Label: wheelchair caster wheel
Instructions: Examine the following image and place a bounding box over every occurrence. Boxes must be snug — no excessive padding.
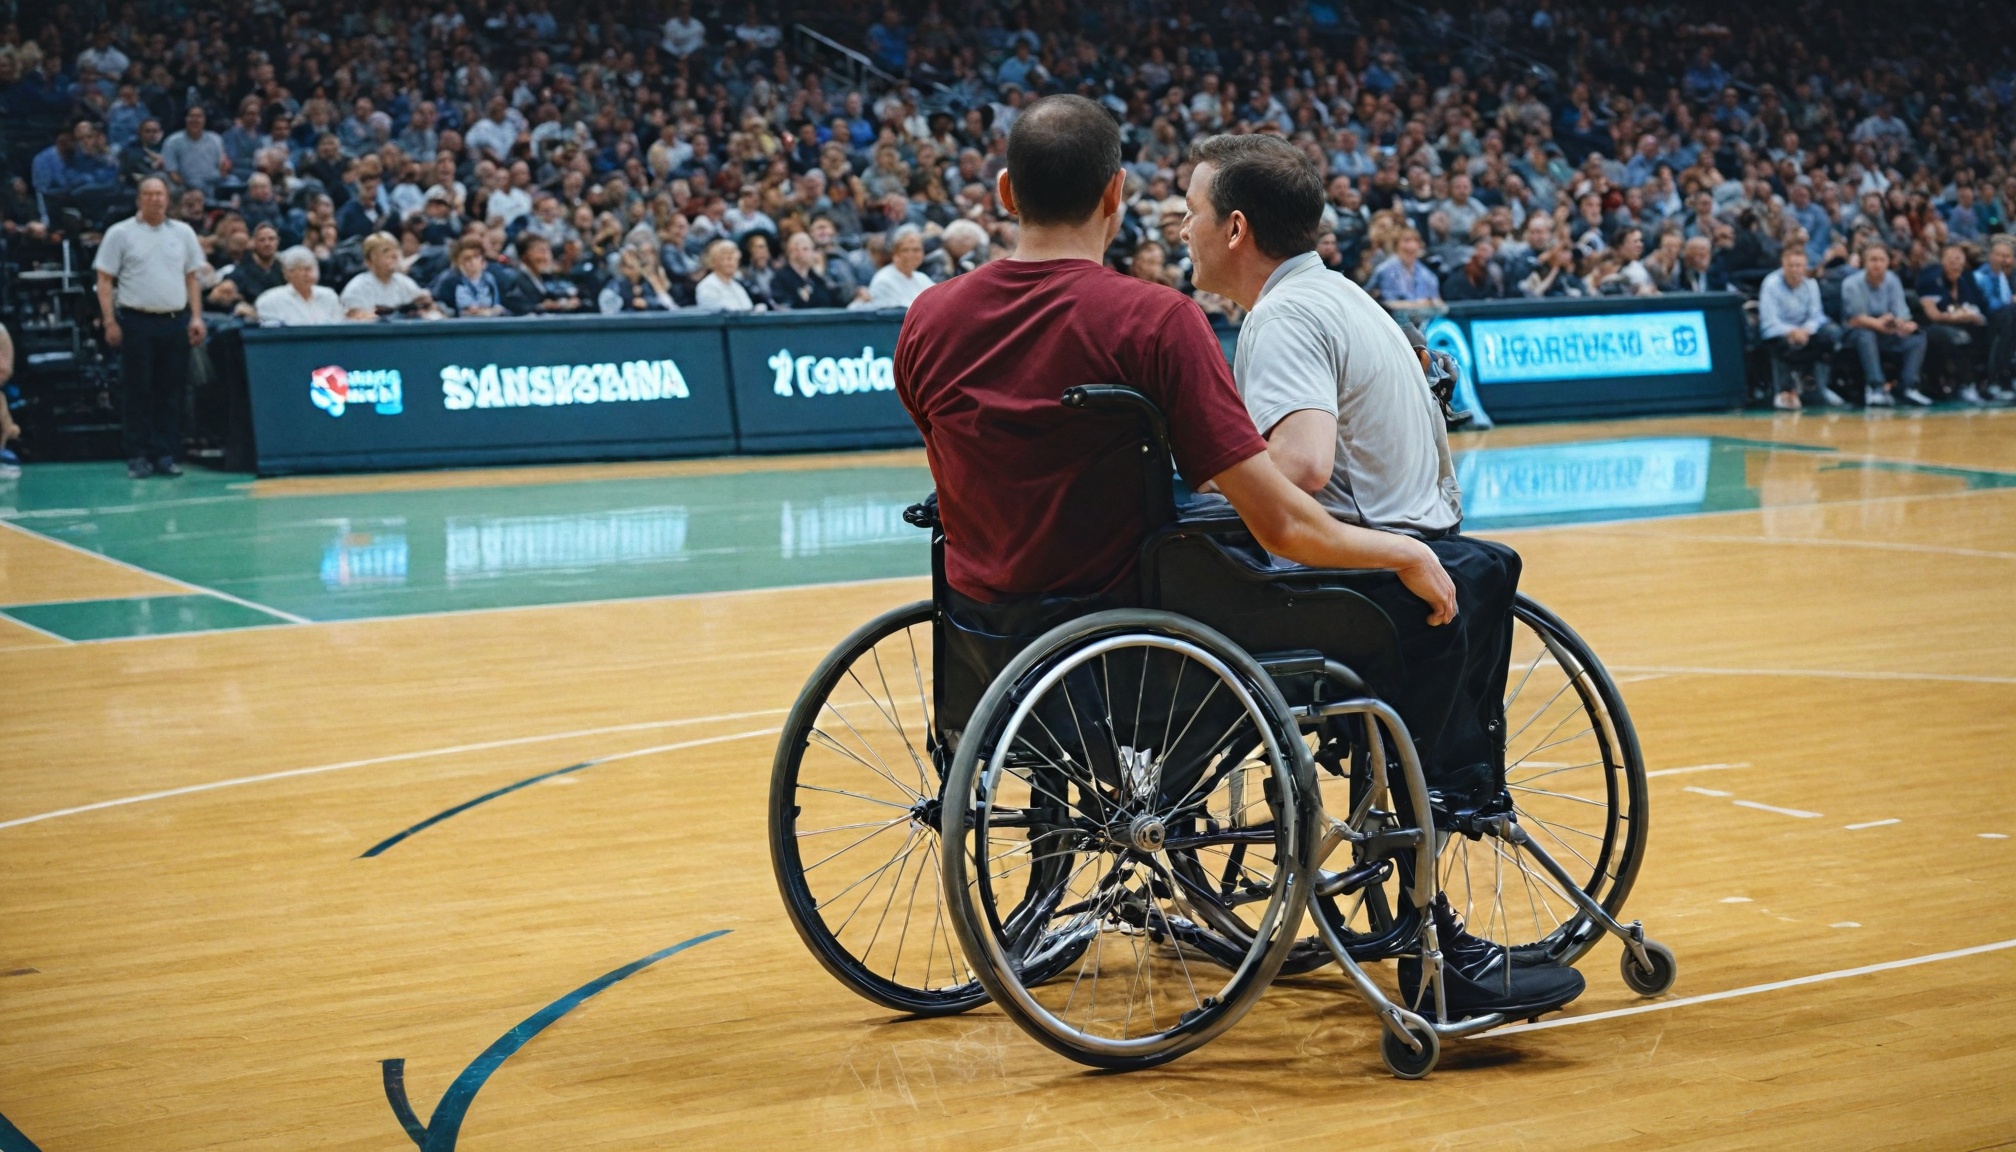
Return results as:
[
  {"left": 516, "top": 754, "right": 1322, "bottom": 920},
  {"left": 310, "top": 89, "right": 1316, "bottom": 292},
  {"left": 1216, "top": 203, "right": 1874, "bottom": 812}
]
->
[
  {"left": 1379, "top": 1018, "right": 1440, "bottom": 1080},
  {"left": 1620, "top": 940, "right": 1677, "bottom": 997}
]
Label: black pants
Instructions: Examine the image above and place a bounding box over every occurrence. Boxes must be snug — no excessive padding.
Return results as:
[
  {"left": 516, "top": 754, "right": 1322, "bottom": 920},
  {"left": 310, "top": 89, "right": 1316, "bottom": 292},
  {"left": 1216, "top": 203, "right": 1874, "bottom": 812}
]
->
[
  {"left": 1927, "top": 324, "right": 1981, "bottom": 393},
  {"left": 116, "top": 308, "right": 190, "bottom": 460},
  {"left": 1352, "top": 535, "right": 1522, "bottom": 811},
  {"left": 1765, "top": 324, "right": 1842, "bottom": 393},
  {"left": 1987, "top": 304, "right": 2016, "bottom": 387}
]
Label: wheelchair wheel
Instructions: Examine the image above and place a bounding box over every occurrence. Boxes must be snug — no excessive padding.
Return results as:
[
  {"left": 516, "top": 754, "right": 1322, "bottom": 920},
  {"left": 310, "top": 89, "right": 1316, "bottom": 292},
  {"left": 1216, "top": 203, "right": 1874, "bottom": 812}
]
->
[
  {"left": 940, "top": 610, "right": 1317, "bottom": 1071},
  {"left": 769, "top": 601, "right": 988, "bottom": 1016},
  {"left": 1438, "top": 596, "right": 1649, "bottom": 966}
]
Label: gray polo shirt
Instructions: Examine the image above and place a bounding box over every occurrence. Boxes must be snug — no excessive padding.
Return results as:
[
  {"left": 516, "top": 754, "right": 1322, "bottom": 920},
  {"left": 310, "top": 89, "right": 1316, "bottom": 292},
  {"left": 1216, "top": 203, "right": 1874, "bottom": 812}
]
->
[
  {"left": 1840, "top": 268, "right": 1909, "bottom": 323},
  {"left": 1233, "top": 251, "right": 1462, "bottom": 533},
  {"left": 93, "top": 216, "right": 206, "bottom": 313}
]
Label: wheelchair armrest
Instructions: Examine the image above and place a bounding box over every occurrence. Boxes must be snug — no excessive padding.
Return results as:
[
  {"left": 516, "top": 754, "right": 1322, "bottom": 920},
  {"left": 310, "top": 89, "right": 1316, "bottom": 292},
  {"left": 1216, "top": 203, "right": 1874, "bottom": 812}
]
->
[{"left": 1157, "top": 517, "right": 1398, "bottom": 585}]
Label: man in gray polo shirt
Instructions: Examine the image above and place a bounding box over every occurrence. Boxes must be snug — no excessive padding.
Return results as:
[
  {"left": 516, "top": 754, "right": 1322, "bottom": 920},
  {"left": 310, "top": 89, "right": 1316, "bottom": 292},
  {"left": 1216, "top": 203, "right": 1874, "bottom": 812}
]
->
[
  {"left": 1183, "top": 133, "right": 1580, "bottom": 1023},
  {"left": 1842, "top": 243, "right": 1930, "bottom": 407},
  {"left": 94, "top": 176, "right": 207, "bottom": 478}
]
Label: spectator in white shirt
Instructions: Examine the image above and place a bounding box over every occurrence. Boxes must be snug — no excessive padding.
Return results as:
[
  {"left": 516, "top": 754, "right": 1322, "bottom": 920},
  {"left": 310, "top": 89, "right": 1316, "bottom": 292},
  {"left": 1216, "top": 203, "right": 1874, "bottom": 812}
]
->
[
  {"left": 465, "top": 98, "right": 519, "bottom": 163},
  {"left": 340, "top": 233, "right": 436, "bottom": 319},
  {"left": 694, "top": 238, "right": 756, "bottom": 311},
  {"left": 487, "top": 160, "right": 534, "bottom": 225},
  {"left": 661, "top": 1, "right": 706, "bottom": 58},
  {"left": 867, "top": 228, "right": 934, "bottom": 308},
  {"left": 256, "top": 246, "right": 347, "bottom": 325}
]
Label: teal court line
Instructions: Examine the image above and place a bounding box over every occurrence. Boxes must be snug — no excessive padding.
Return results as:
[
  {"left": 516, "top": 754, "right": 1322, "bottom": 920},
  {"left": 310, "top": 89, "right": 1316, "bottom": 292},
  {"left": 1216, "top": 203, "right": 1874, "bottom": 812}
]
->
[
  {"left": 380, "top": 931, "right": 731, "bottom": 1152},
  {"left": 0, "top": 1109, "right": 43, "bottom": 1152}
]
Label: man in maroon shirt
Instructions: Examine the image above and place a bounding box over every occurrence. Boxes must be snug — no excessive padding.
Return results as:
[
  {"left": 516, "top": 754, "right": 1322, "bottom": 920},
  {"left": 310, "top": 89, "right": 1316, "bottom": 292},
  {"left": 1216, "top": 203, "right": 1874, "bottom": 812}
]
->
[{"left": 895, "top": 95, "right": 1454, "bottom": 621}]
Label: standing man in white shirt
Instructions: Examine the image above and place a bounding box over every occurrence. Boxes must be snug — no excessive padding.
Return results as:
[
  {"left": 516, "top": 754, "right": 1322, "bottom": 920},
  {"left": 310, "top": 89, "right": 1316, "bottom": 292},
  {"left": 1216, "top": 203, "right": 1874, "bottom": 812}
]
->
[
  {"left": 1180, "top": 132, "right": 1584, "bottom": 1024},
  {"left": 868, "top": 228, "right": 935, "bottom": 308},
  {"left": 94, "top": 176, "right": 207, "bottom": 478}
]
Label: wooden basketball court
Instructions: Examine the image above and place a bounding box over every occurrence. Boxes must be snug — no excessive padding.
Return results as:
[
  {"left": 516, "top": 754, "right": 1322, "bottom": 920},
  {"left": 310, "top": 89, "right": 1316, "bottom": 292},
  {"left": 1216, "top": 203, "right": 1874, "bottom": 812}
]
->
[{"left": 2, "top": 409, "right": 2012, "bottom": 1149}]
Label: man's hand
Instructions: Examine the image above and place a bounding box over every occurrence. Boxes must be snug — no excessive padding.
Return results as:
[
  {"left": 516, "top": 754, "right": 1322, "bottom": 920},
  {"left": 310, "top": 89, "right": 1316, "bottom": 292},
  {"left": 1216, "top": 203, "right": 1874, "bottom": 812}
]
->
[
  {"left": 187, "top": 314, "right": 206, "bottom": 345},
  {"left": 104, "top": 316, "right": 123, "bottom": 347},
  {"left": 1787, "top": 328, "right": 1810, "bottom": 347},
  {"left": 1897, "top": 318, "right": 1917, "bottom": 336},
  {"left": 1395, "top": 541, "right": 1457, "bottom": 626}
]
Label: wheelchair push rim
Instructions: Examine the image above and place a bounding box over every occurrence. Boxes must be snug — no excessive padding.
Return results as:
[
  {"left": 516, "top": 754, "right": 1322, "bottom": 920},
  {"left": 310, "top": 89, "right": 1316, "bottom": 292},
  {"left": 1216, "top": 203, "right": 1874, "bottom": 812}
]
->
[
  {"left": 768, "top": 600, "right": 988, "bottom": 1016},
  {"left": 942, "top": 610, "right": 1316, "bottom": 1069}
]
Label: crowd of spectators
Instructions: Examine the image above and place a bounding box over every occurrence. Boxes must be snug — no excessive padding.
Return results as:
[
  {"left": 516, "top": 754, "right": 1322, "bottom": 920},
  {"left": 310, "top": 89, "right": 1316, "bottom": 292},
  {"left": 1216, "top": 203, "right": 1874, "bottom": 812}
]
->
[{"left": 1, "top": 0, "right": 2014, "bottom": 400}]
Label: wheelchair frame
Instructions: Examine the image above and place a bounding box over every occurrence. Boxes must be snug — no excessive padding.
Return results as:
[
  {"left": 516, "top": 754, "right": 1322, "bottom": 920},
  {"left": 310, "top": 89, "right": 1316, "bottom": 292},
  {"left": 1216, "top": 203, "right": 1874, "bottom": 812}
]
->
[{"left": 769, "top": 384, "right": 1674, "bottom": 1078}]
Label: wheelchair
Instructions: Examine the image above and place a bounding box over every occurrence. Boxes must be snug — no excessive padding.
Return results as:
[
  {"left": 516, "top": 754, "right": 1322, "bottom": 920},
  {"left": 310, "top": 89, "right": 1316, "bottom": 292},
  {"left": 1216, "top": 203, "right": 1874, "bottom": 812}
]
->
[{"left": 769, "top": 385, "right": 1675, "bottom": 1078}]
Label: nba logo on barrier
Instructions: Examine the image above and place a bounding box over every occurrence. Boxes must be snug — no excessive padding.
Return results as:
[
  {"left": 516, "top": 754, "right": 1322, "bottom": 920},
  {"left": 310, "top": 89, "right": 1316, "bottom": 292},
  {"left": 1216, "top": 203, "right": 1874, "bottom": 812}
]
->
[{"left": 311, "top": 365, "right": 351, "bottom": 417}]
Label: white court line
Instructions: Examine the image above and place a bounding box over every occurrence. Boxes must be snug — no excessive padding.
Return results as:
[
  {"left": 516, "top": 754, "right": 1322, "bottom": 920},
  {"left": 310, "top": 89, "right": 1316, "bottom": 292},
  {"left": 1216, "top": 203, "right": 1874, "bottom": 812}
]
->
[
  {"left": 1586, "top": 531, "right": 2016, "bottom": 562},
  {"left": 0, "top": 518, "right": 311, "bottom": 625},
  {"left": 1846, "top": 818, "right": 1902, "bottom": 830},
  {"left": 1488, "top": 937, "right": 2016, "bottom": 1037},
  {"left": 1682, "top": 786, "right": 1732, "bottom": 798},
  {"left": 1646, "top": 762, "right": 1750, "bottom": 778},
  {"left": 0, "top": 707, "right": 792, "bottom": 832},
  {"left": 1608, "top": 664, "right": 2016, "bottom": 686},
  {"left": 1733, "top": 799, "right": 1822, "bottom": 819}
]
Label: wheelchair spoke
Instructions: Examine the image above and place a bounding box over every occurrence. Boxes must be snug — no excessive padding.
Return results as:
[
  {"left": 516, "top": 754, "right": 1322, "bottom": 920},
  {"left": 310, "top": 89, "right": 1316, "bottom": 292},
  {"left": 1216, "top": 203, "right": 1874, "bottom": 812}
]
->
[
  {"left": 809, "top": 718, "right": 920, "bottom": 802},
  {"left": 1509, "top": 783, "right": 1608, "bottom": 808},
  {"left": 804, "top": 817, "right": 909, "bottom": 876},
  {"left": 864, "top": 648, "right": 931, "bottom": 794},
  {"left": 824, "top": 829, "right": 924, "bottom": 925},
  {"left": 1503, "top": 646, "right": 1549, "bottom": 714},
  {"left": 797, "top": 817, "right": 912, "bottom": 837},
  {"left": 841, "top": 665, "right": 928, "bottom": 790},
  {"left": 1507, "top": 758, "right": 1603, "bottom": 784},
  {"left": 795, "top": 783, "right": 914, "bottom": 810},
  {"left": 1523, "top": 723, "right": 1598, "bottom": 760},
  {"left": 1505, "top": 674, "right": 1579, "bottom": 747}
]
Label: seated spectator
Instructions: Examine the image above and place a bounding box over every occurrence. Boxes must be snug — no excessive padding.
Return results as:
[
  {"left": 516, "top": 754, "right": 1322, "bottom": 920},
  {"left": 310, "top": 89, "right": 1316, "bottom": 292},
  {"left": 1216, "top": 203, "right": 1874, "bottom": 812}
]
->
[
  {"left": 1669, "top": 236, "right": 1731, "bottom": 293},
  {"left": 695, "top": 237, "right": 756, "bottom": 311},
  {"left": 922, "top": 219, "right": 988, "bottom": 281},
  {"left": 118, "top": 118, "right": 167, "bottom": 190},
  {"left": 1759, "top": 247, "right": 1845, "bottom": 410},
  {"left": 1518, "top": 239, "right": 1590, "bottom": 298},
  {"left": 1975, "top": 237, "right": 2016, "bottom": 400},
  {"left": 1366, "top": 228, "right": 1443, "bottom": 321},
  {"left": 1842, "top": 243, "right": 1930, "bottom": 407},
  {"left": 341, "top": 232, "right": 436, "bottom": 320},
  {"left": 162, "top": 106, "right": 229, "bottom": 199},
  {"left": 1609, "top": 228, "right": 1660, "bottom": 296},
  {"left": 225, "top": 223, "right": 288, "bottom": 310},
  {"left": 1128, "top": 240, "right": 1175, "bottom": 287},
  {"left": 432, "top": 238, "right": 510, "bottom": 317},
  {"left": 771, "top": 231, "right": 847, "bottom": 309},
  {"left": 599, "top": 245, "right": 681, "bottom": 313},
  {"left": 740, "top": 233, "right": 779, "bottom": 308},
  {"left": 868, "top": 228, "right": 935, "bottom": 309},
  {"left": 337, "top": 167, "right": 394, "bottom": 240},
  {"left": 255, "top": 246, "right": 346, "bottom": 326},
  {"left": 505, "top": 234, "right": 585, "bottom": 315},
  {"left": 1440, "top": 239, "right": 1505, "bottom": 301},
  {"left": 1912, "top": 242, "right": 1989, "bottom": 403}
]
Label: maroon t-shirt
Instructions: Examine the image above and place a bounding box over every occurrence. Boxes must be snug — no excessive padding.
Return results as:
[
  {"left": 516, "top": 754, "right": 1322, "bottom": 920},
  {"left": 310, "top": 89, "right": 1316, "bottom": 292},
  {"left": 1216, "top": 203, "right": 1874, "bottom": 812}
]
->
[{"left": 895, "top": 258, "right": 1266, "bottom": 602}]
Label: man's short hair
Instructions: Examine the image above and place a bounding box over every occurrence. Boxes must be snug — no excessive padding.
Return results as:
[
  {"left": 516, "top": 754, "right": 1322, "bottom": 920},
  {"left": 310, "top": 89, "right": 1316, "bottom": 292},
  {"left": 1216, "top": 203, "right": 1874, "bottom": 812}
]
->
[
  {"left": 1004, "top": 94, "right": 1120, "bottom": 227},
  {"left": 451, "top": 237, "right": 487, "bottom": 263},
  {"left": 1188, "top": 134, "right": 1323, "bottom": 259}
]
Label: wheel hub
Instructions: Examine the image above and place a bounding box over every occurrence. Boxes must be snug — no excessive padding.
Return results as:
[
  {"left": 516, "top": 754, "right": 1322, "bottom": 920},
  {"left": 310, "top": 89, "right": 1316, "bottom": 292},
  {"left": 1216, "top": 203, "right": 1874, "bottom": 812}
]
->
[{"left": 1126, "top": 813, "right": 1166, "bottom": 854}]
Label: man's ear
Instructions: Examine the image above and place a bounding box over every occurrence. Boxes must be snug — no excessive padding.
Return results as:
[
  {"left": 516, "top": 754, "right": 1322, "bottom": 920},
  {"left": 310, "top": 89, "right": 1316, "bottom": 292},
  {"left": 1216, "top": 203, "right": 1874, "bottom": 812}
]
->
[
  {"left": 1100, "top": 168, "right": 1126, "bottom": 217},
  {"left": 1225, "top": 208, "right": 1248, "bottom": 251},
  {"left": 996, "top": 169, "right": 1018, "bottom": 217}
]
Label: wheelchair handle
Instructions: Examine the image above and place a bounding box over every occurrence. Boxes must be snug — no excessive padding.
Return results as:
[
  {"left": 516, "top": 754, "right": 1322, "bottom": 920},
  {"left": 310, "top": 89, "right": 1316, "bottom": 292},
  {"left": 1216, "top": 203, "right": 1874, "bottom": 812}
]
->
[{"left": 1061, "top": 385, "right": 1174, "bottom": 463}]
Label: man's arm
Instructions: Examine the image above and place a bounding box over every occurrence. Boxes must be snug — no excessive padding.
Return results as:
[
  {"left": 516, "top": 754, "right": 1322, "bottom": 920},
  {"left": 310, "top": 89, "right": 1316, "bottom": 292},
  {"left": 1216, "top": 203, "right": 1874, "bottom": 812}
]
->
[
  {"left": 96, "top": 269, "right": 123, "bottom": 346},
  {"left": 1211, "top": 452, "right": 1456, "bottom": 626},
  {"left": 1263, "top": 409, "right": 1336, "bottom": 494}
]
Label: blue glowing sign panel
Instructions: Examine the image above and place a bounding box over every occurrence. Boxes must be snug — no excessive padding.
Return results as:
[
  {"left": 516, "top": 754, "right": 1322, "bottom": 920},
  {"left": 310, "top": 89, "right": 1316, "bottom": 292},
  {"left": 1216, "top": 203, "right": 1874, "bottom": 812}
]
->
[
  {"left": 1456, "top": 437, "right": 1710, "bottom": 521},
  {"left": 1469, "top": 311, "right": 1712, "bottom": 383}
]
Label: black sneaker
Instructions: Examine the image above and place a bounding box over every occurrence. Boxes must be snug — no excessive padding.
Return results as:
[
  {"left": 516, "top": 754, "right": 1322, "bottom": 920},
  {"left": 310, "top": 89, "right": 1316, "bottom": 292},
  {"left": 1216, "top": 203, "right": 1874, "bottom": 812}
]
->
[
  {"left": 126, "top": 457, "right": 154, "bottom": 479},
  {"left": 1397, "top": 895, "right": 1585, "bottom": 1022},
  {"left": 153, "top": 456, "right": 182, "bottom": 477}
]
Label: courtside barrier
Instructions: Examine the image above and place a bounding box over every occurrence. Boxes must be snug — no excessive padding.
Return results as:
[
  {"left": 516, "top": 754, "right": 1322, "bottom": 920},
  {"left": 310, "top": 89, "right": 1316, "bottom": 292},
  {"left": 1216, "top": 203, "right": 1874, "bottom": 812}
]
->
[{"left": 225, "top": 293, "right": 1748, "bottom": 475}]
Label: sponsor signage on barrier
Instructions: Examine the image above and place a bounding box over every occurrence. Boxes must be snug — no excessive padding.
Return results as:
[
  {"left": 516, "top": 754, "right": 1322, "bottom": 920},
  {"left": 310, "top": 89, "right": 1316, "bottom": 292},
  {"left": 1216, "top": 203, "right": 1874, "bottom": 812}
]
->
[
  {"left": 1468, "top": 310, "right": 1712, "bottom": 383},
  {"left": 725, "top": 312, "right": 918, "bottom": 452},
  {"left": 241, "top": 317, "right": 735, "bottom": 473}
]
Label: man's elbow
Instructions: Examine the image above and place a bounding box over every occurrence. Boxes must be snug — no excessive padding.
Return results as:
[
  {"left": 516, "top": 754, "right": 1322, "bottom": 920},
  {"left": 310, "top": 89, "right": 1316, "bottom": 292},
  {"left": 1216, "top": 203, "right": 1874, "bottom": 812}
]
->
[{"left": 1277, "top": 454, "right": 1330, "bottom": 495}]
